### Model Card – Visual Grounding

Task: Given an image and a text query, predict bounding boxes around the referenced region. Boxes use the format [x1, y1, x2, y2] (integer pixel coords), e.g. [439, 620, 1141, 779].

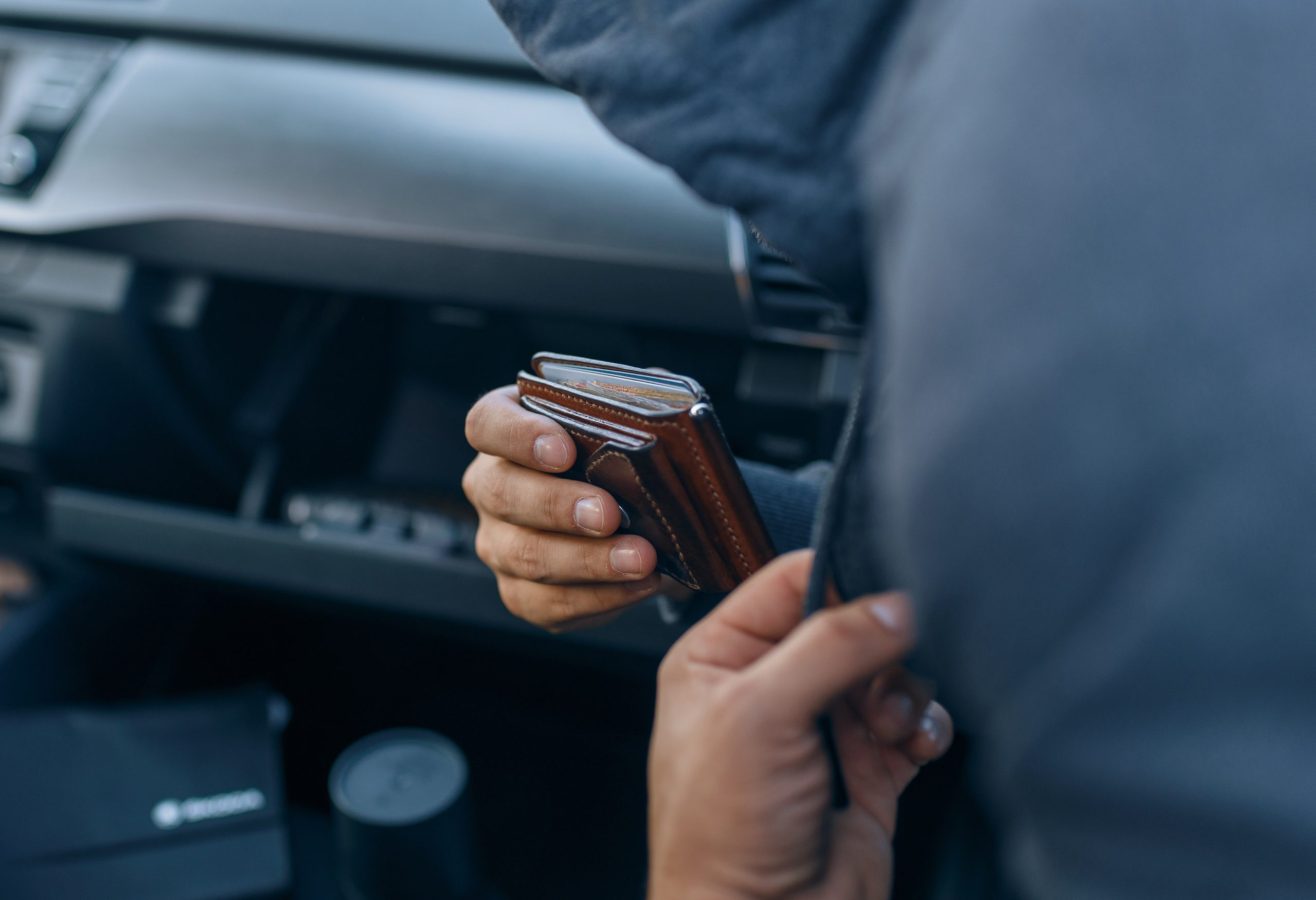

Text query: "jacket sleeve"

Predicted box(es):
[737, 458, 827, 554]
[487, 0, 906, 301]
[868, 2, 1316, 895]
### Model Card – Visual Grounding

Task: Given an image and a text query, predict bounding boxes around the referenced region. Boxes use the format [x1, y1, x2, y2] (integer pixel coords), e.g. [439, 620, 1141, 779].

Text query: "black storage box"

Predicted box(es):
[0, 688, 290, 900]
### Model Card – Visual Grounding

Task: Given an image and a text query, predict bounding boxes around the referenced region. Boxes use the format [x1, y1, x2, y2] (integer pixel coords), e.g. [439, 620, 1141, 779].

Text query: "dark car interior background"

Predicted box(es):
[0, 2, 967, 897]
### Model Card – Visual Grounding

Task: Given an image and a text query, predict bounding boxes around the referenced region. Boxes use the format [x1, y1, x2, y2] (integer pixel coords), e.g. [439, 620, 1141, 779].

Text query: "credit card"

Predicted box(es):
[538, 362, 697, 413]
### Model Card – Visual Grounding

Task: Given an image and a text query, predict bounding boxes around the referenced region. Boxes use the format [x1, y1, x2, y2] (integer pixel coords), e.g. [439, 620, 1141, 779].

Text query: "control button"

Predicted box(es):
[23, 81, 84, 131]
[23, 106, 74, 131]
[39, 57, 101, 89]
[0, 341, 41, 444]
[285, 493, 314, 526]
[0, 135, 37, 187]
[31, 81, 81, 112]
[286, 493, 371, 532]
[369, 503, 410, 540]
[0, 239, 29, 280]
[313, 498, 369, 532]
[410, 512, 460, 553]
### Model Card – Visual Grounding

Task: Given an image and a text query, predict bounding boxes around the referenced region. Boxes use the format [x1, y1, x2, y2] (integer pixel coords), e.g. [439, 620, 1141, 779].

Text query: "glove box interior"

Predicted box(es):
[27, 267, 852, 644]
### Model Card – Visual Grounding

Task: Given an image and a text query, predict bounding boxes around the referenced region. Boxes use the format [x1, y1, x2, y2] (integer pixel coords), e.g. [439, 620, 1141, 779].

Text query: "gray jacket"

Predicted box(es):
[491, 0, 1316, 897]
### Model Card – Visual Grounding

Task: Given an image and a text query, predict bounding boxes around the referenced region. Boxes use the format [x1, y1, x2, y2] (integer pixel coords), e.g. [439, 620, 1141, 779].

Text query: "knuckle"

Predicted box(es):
[517, 602, 550, 629]
[499, 578, 537, 625]
[494, 575, 519, 614]
[582, 542, 617, 581]
[541, 482, 567, 529]
[520, 586, 567, 630]
[513, 532, 548, 581]
[460, 458, 482, 504]
[483, 466, 513, 518]
[473, 527, 496, 569]
[463, 400, 488, 448]
[545, 591, 586, 628]
[499, 411, 532, 458]
[499, 579, 566, 632]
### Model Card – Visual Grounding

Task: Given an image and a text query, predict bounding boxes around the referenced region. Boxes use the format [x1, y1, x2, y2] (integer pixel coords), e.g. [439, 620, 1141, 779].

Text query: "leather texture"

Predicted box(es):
[518, 358, 775, 592]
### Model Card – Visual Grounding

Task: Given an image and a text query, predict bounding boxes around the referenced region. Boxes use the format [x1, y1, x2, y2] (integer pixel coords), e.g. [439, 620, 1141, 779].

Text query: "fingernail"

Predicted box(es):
[919, 713, 942, 746]
[574, 497, 605, 533]
[867, 597, 905, 632]
[610, 544, 645, 576]
[533, 435, 570, 470]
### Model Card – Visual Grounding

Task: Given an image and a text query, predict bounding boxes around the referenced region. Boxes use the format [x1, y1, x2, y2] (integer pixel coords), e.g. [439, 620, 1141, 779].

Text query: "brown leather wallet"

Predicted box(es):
[517, 352, 775, 593]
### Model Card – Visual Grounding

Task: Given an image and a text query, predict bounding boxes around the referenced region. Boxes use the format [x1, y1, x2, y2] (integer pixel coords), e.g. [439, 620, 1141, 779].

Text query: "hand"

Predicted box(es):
[648, 551, 953, 900]
[463, 386, 662, 630]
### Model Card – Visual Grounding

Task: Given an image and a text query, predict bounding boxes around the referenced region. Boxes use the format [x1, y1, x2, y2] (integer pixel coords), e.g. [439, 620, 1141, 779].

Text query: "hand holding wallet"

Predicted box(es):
[517, 353, 775, 593]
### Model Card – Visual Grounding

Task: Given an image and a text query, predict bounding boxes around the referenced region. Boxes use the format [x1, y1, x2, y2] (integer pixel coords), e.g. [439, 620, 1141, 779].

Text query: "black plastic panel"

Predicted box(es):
[47, 487, 682, 659]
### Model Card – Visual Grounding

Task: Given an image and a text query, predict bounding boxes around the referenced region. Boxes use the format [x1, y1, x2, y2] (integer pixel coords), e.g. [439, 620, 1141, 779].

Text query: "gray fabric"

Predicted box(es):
[868, 3, 1316, 896]
[488, 0, 1316, 896]
[489, 0, 908, 299]
[737, 459, 825, 554]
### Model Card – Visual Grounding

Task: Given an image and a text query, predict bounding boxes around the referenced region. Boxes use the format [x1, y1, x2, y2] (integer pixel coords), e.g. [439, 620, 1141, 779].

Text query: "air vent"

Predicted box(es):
[728, 216, 861, 349]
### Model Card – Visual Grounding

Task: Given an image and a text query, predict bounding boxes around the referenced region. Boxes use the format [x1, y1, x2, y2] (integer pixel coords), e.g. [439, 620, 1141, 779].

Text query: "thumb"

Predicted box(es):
[746, 593, 916, 723]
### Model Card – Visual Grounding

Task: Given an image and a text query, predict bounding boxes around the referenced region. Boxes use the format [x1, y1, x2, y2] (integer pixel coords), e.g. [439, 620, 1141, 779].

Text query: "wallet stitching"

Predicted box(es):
[586, 450, 699, 591]
[563, 424, 606, 452]
[525, 384, 751, 575]
[679, 432, 750, 575]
